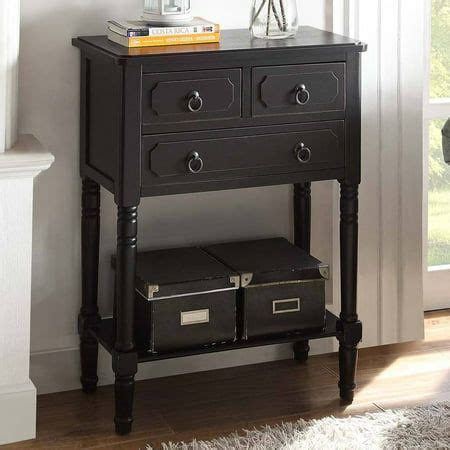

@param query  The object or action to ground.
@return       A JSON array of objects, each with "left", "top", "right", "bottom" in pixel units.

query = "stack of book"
[{"left": 107, "top": 18, "right": 220, "bottom": 48}]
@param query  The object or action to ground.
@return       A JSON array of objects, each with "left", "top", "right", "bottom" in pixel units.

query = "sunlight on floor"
[{"left": 354, "top": 311, "right": 450, "bottom": 405}]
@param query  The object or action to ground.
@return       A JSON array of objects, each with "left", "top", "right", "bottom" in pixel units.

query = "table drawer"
[
  {"left": 252, "top": 63, "right": 345, "bottom": 118},
  {"left": 142, "top": 69, "right": 242, "bottom": 126},
  {"left": 142, "top": 122, "right": 344, "bottom": 187}
]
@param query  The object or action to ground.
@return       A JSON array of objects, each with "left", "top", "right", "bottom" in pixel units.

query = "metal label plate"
[
  {"left": 272, "top": 298, "right": 301, "bottom": 315},
  {"left": 180, "top": 309, "right": 210, "bottom": 326}
]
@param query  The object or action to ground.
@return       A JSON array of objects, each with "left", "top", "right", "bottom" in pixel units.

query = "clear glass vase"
[{"left": 250, "top": 0, "right": 298, "bottom": 39}]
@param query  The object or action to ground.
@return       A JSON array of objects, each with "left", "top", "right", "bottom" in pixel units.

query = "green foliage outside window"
[
  {"left": 428, "top": 1, "right": 449, "bottom": 192},
  {"left": 429, "top": 120, "right": 450, "bottom": 266},
  {"left": 430, "top": 0, "right": 450, "bottom": 99},
  {"left": 428, "top": 1, "right": 450, "bottom": 266},
  {"left": 429, "top": 120, "right": 449, "bottom": 192}
]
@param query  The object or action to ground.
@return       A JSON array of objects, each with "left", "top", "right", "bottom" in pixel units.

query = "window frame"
[{"left": 423, "top": 0, "right": 450, "bottom": 310}]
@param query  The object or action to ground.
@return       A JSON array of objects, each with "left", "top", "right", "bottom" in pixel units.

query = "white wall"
[
  {"left": 0, "top": 0, "right": 19, "bottom": 152},
  {"left": 20, "top": 0, "right": 334, "bottom": 394}
]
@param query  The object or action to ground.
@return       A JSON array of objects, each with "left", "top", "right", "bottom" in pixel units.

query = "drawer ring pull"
[
  {"left": 295, "top": 143, "right": 312, "bottom": 164},
  {"left": 187, "top": 151, "right": 204, "bottom": 174},
  {"left": 187, "top": 91, "right": 204, "bottom": 113},
  {"left": 295, "top": 84, "right": 310, "bottom": 105}
]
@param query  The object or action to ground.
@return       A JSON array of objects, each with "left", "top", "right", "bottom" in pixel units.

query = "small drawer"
[
  {"left": 252, "top": 63, "right": 345, "bottom": 118},
  {"left": 142, "top": 69, "right": 242, "bottom": 126},
  {"left": 133, "top": 247, "right": 239, "bottom": 353},
  {"left": 142, "top": 121, "right": 344, "bottom": 187},
  {"left": 204, "top": 238, "right": 327, "bottom": 339}
]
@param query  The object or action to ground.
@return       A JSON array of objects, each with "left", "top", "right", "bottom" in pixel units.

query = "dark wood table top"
[{"left": 73, "top": 26, "right": 366, "bottom": 59}]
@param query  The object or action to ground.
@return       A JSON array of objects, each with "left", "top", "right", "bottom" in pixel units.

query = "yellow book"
[{"left": 108, "top": 31, "right": 220, "bottom": 48}]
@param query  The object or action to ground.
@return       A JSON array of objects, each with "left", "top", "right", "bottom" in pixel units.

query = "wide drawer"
[
  {"left": 252, "top": 63, "right": 345, "bottom": 118},
  {"left": 142, "top": 121, "right": 344, "bottom": 187},
  {"left": 142, "top": 68, "right": 242, "bottom": 126}
]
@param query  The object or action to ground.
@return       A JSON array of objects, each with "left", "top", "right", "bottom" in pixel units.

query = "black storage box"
[
  {"left": 204, "top": 238, "right": 328, "bottom": 340},
  {"left": 133, "top": 247, "right": 239, "bottom": 353}
]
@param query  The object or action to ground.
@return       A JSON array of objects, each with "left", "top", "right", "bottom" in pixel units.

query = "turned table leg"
[
  {"left": 79, "top": 178, "right": 101, "bottom": 393},
  {"left": 292, "top": 182, "right": 312, "bottom": 361},
  {"left": 338, "top": 183, "right": 362, "bottom": 403},
  {"left": 294, "top": 182, "right": 311, "bottom": 252},
  {"left": 293, "top": 340, "right": 310, "bottom": 362},
  {"left": 113, "top": 205, "right": 138, "bottom": 435}
]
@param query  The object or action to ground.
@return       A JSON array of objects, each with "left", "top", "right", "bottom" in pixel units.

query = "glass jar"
[
  {"left": 144, "top": 0, "right": 159, "bottom": 14},
  {"left": 250, "top": 0, "right": 298, "bottom": 39},
  {"left": 163, "top": 0, "right": 182, "bottom": 14}
]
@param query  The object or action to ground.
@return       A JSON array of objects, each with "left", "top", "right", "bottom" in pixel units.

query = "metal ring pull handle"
[
  {"left": 295, "top": 84, "right": 310, "bottom": 105},
  {"left": 187, "top": 151, "right": 204, "bottom": 174},
  {"left": 187, "top": 91, "right": 204, "bottom": 113},
  {"left": 295, "top": 143, "right": 312, "bottom": 164}
]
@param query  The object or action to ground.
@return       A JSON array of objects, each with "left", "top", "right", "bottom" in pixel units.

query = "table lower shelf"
[{"left": 91, "top": 310, "right": 338, "bottom": 363}]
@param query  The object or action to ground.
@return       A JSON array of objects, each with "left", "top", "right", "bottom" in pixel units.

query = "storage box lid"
[
  {"left": 132, "top": 247, "right": 240, "bottom": 300},
  {"left": 204, "top": 238, "right": 329, "bottom": 287}
]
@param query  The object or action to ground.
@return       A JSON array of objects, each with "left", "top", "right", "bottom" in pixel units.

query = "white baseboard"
[
  {"left": 31, "top": 338, "right": 336, "bottom": 395},
  {"left": 0, "top": 380, "right": 36, "bottom": 445}
]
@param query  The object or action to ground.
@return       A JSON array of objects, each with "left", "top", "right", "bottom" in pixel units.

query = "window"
[
  {"left": 429, "top": 0, "right": 450, "bottom": 99},
  {"left": 426, "top": 0, "right": 450, "bottom": 268},
  {"left": 424, "top": 0, "right": 450, "bottom": 311}
]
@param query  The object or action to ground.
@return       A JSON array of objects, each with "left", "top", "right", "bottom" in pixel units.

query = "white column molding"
[
  {"left": 331, "top": 0, "right": 425, "bottom": 346},
  {"left": 0, "top": 135, "right": 54, "bottom": 445},
  {"left": 0, "top": 0, "right": 20, "bottom": 153},
  {"left": 397, "top": 0, "right": 426, "bottom": 341}
]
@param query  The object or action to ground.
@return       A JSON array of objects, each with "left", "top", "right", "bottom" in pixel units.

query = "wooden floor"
[{"left": 5, "top": 310, "right": 450, "bottom": 449}]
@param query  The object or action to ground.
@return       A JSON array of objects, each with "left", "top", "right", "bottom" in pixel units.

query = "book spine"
[
  {"left": 107, "top": 23, "right": 220, "bottom": 37},
  {"left": 109, "top": 25, "right": 148, "bottom": 37},
  {"left": 146, "top": 23, "right": 220, "bottom": 37},
  {"left": 126, "top": 32, "right": 220, "bottom": 48}
]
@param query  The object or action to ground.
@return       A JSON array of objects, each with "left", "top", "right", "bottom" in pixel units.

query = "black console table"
[{"left": 73, "top": 27, "right": 366, "bottom": 435}]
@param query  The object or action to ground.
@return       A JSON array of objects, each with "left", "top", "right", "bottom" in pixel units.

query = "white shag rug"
[{"left": 149, "top": 402, "right": 450, "bottom": 450}]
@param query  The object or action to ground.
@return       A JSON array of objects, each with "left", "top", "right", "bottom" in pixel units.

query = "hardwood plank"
[
  {"left": 374, "top": 390, "right": 450, "bottom": 412},
  {"left": 3, "top": 385, "right": 173, "bottom": 449},
  {"left": 4, "top": 310, "right": 449, "bottom": 449}
]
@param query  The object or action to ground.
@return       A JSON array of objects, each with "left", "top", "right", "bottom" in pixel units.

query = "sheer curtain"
[{"left": 0, "top": 0, "right": 19, "bottom": 152}]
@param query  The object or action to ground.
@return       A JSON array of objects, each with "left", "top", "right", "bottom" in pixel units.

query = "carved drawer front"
[
  {"left": 142, "top": 69, "right": 242, "bottom": 126},
  {"left": 252, "top": 63, "right": 345, "bottom": 118},
  {"left": 142, "top": 121, "right": 344, "bottom": 187}
]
